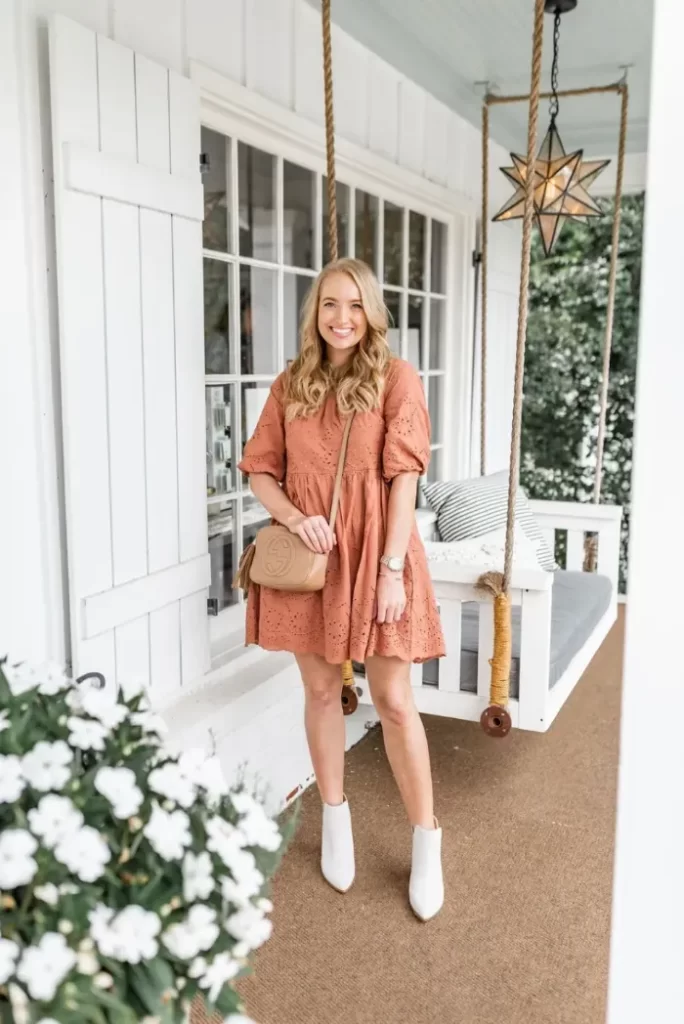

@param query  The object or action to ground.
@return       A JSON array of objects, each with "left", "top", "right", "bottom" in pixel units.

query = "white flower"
[
  {"left": 80, "top": 689, "right": 128, "bottom": 730},
  {"left": 4, "top": 659, "right": 39, "bottom": 696},
  {"left": 149, "top": 763, "right": 196, "bottom": 808},
  {"left": 162, "top": 905, "right": 219, "bottom": 961},
  {"left": 0, "top": 937, "right": 20, "bottom": 985},
  {"left": 179, "top": 750, "right": 228, "bottom": 804},
  {"left": 60, "top": 882, "right": 79, "bottom": 895},
  {"left": 55, "top": 825, "right": 110, "bottom": 882},
  {"left": 16, "top": 932, "right": 76, "bottom": 1002},
  {"left": 0, "top": 754, "right": 25, "bottom": 803},
  {"left": 95, "top": 766, "right": 143, "bottom": 819},
  {"left": 232, "top": 791, "right": 282, "bottom": 853},
  {"left": 37, "top": 663, "right": 72, "bottom": 697},
  {"left": 77, "top": 948, "right": 100, "bottom": 975},
  {"left": 94, "top": 971, "right": 113, "bottom": 989},
  {"left": 28, "top": 794, "right": 84, "bottom": 849},
  {"left": 8, "top": 985, "right": 29, "bottom": 1024},
  {"left": 183, "top": 851, "right": 214, "bottom": 902},
  {"left": 37, "top": 1019, "right": 62, "bottom": 1024},
  {"left": 0, "top": 829, "right": 38, "bottom": 889},
  {"left": 189, "top": 951, "right": 240, "bottom": 1003},
  {"left": 225, "top": 906, "right": 272, "bottom": 952},
  {"left": 220, "top": 850, "right": 264, "bottom": 905},
  {"left": 144, "top": 804, "right": 191, "bottom": 861},
  {"left": 21, "top": 740, "right": 72, "bottom": 792},
  {"left": 206, "top": 817, "right": 247, "bottom": 868},
  {"left": 67, "top": 716, "right": 109, "bottom": 752},
  {"left": 89, "top": 904, "right": 161, "bottom": 964},
  {"left": 34, "top": 883, "right": 60, "bottom": 906},
  {"left": 0, "top": 709, "right": 10, "bottom": 733},
  {"left": 224, "top": 1017, "right": 258, "bottom": 1024},
  {"left": 131, "top": 710, "right": 168, "bottom": 737}
]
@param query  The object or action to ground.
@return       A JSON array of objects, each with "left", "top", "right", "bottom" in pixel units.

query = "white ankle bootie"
[
  {"left": 321, "top": 797, "right": 355, "bottom": 893},
  {"left": 409, "top": 818, "right": 444, "bottom": 921}
]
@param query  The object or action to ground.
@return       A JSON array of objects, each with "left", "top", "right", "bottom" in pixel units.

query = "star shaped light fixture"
[{"left": 493, "top": 1, "right": 610, "bottom": 257}]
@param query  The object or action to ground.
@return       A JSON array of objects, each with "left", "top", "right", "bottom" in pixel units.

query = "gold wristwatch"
[{"left": 380, "top": 555, "right": 405, "bottom": 572}]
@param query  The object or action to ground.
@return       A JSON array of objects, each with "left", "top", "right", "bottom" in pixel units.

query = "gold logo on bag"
[{"left": 264, "top": 534, "right": 296, "bottom": 577}]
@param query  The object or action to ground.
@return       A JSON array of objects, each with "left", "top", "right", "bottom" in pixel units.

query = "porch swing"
[{"left": 349, "top": 0, "right": 624, "bottom": 732}]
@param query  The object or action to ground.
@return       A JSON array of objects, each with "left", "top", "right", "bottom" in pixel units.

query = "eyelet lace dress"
[{"left": 238, "top": 358, "right": 445, "bottom": 665}]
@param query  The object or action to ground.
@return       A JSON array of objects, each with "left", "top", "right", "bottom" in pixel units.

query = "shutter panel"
[{"left": 49, "top": 15, "right": 210, "bottom": 698}]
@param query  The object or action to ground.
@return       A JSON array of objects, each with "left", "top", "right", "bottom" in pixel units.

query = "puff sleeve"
[
  {"left": 382, "top": 360, "right": 431, "bottom": 482},
  {"left": 238, "top": 374, "right": 287, "bottom": 483}
]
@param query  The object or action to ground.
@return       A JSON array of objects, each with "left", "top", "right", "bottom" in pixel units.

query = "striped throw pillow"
[{"left": 422, "top": 471, "right": 557, "bottom": 572}]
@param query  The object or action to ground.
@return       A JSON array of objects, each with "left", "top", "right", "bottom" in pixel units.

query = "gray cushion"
[
  {"left": 422, "top": 472, "right": 557, "bottom": 572},
  {"left": 423, "top": 571, "right": 613, "bottom": 696}
]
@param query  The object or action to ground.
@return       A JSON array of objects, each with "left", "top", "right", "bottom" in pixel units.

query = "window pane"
[
  {"left": 431, "top": 220, "right": 447, "bottom": 293},
  {"left": 407, "top": 296, "right": 424, "bottom": 371},
  {"left": 383, "top": 201, "right": 403, "bottom": 286},
  {"left": 207, "top": 500, "right": 239, "bottom": 614},
  {"left": 204, "top": 258, "right": 233, "bottom": 375},
  {"left": 384, "top": 291, "right": 402, "bottom": 355},
  {"left": 409, "top": 212, "right": 426, "bottom": 291},
  {"left": 241, "top": 381, "right": 274, "bottom": 485},
  {"left": 243, "top": 495, "right": 271, "bottom": 552},
  {"left": 284, "top": 162, "right": 314, "bottom": 269},
  {"left": 427, "top": 448, "right": 442, "bottom": 484},
  {"left": 240, "top": 266, "right": 278, "bottom": 376},
  {"left": 201, "top": 128, "right": 230, "bottom": 253},
  {"left": 239, "top": 143, "right": 276, "bottom": 261},
  {"left": 428, "top": 376, "right": 445, "bottom": 444},
  {"left": 322, "top": 178, "right": 350, "bottom": 264},
  {"left": 206, "top": 384, "right": 237, "bottom": 496},
  {"left": 355, "top": 190, "right": 379, "bottom": 271},
  {"left": 429, "top": 297, "right": 446, "bottom": 371},
  {"left": 284, "top": 273, "right": 312, "bottom": 364}
]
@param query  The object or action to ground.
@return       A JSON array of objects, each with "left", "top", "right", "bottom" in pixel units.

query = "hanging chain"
[{"left": 549, "top": 11, "right": 561, "bottom": 125}]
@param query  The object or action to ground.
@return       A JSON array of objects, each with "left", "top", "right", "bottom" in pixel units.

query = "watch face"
[{"left": 385, "top": 556, "right": 403, "bottom": 571}]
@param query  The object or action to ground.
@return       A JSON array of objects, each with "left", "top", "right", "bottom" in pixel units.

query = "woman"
[{"left": 238, "top": 258, "right": 446, "bottom": 922}]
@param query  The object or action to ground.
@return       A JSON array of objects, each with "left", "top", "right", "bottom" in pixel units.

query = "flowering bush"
[{"left": 0, "top": 658, "right": 292, "bottom": 1024}]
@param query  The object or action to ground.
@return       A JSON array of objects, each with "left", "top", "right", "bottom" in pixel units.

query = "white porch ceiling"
[{"left": 326, "top": 0, "right": 653, "bottom": 156}]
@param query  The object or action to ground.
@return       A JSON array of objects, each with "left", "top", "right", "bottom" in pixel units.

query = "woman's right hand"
[{"left": 286, "top": 514, "right": 336, "bottom": 554}]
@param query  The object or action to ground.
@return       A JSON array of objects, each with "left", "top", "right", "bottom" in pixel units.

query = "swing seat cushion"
[{"left": 426, "top": 570, "right": 613, "bottom": 696}]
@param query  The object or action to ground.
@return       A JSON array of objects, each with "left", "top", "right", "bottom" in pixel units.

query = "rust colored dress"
[{"left": 238, "top": 358, "right": 445, "bottom": 665}]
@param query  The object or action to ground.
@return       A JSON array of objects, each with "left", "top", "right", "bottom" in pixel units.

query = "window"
[{"left": 201, "top": 126, "right": 449, "bottom": 636}]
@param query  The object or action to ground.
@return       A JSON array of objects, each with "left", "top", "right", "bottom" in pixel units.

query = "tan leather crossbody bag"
[{"left": 234, "top": 413, "right": 355, "bottom": 594}]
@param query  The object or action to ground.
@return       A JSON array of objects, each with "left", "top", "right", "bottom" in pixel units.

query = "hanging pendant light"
[{"left": 493, "top": 0, "right": 610, "bottom": 256}]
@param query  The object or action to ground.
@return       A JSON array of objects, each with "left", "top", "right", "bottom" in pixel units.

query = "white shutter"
[{"left": 49, "top": 15, "right": 210, "bottom": 698}]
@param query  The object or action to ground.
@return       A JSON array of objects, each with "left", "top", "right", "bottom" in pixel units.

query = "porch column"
[
  {"left": 0, "top": 0, "right": 66, "bottom": 664},
  {"left": 607, "top": 0, "right": 684, "bottom": 1018}
]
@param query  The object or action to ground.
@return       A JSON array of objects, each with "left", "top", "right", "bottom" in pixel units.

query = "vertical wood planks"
[{"left": 50, "top": 17, "right": 112, "bottom": 602}]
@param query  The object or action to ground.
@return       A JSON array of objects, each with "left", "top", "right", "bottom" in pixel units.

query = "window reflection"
[
  {"left": 409, "top": 212, "right": 426, "bottom": 291},
  {"left": 201, "top": 127, "right": 230, "bottom": 253},
  {"left": 284, "top": 274, "right": 312, "bottom": 364},
  {"left": 204, "top": 258, "right": 232, "bottom": 375},
  {"left": 239, "top": 266, "right": 278, "bottom": 376},
  {"left": 385, "top": 291, "right": 402, "bottom": 355},
  {"left": 238, "top": 144, "right": 276, "bottom": 262},
  {"left": 383, "top": 201, "right": 403, "bottom": 286},
  {"left": 284, "top": 162, "right": 315, "bottom": 269},
  {"left": 355, "top": 190, "right": 379, "bottom": 271}
]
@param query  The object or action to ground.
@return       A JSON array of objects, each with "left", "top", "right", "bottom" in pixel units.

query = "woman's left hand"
[{"left": 376, "top": 572, "right": 407, "bottom": 624}]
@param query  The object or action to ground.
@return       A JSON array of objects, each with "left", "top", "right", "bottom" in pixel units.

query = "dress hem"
[{"left": 245, "top": 638, "right": 445, "bottom": 666}]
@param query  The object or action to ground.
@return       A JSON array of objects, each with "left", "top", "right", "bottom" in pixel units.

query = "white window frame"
[{"left": 193, "top": 62, "right": 477, "bottom": 658}]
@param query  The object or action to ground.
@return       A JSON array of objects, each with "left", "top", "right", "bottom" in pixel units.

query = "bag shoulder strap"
[{"left": 328, "top": 413, "right": 355, "bottom": 530}]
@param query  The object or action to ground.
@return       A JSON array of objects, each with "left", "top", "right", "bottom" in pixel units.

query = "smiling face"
[{"left": 317, "top": 271, "right": 368, "bottom": 366}]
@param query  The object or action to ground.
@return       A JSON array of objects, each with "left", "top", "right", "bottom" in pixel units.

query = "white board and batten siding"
[{"left": 49, "top": 15, "right": 210, "bottom": 698}]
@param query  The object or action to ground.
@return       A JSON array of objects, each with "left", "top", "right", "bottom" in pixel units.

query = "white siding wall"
[{"left": 3, "top": 0, "right": 516, "bottom": 672}]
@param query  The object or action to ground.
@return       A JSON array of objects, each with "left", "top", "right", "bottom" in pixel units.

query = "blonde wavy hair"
[{"left": 284, "top": 258, "right": 391, "bottom": 420}]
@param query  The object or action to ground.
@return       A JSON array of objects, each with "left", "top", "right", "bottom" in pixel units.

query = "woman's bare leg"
[
  {"left": 365, "top": 655, "right": 434, "bottom": 829},
  {"left": 296, "top": 652, "right": 345, "bottom": 807}
]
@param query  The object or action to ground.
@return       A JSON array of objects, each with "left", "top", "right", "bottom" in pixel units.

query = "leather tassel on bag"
[{"left": 233, "top": 542, "right": 256, "bottom": 594}]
